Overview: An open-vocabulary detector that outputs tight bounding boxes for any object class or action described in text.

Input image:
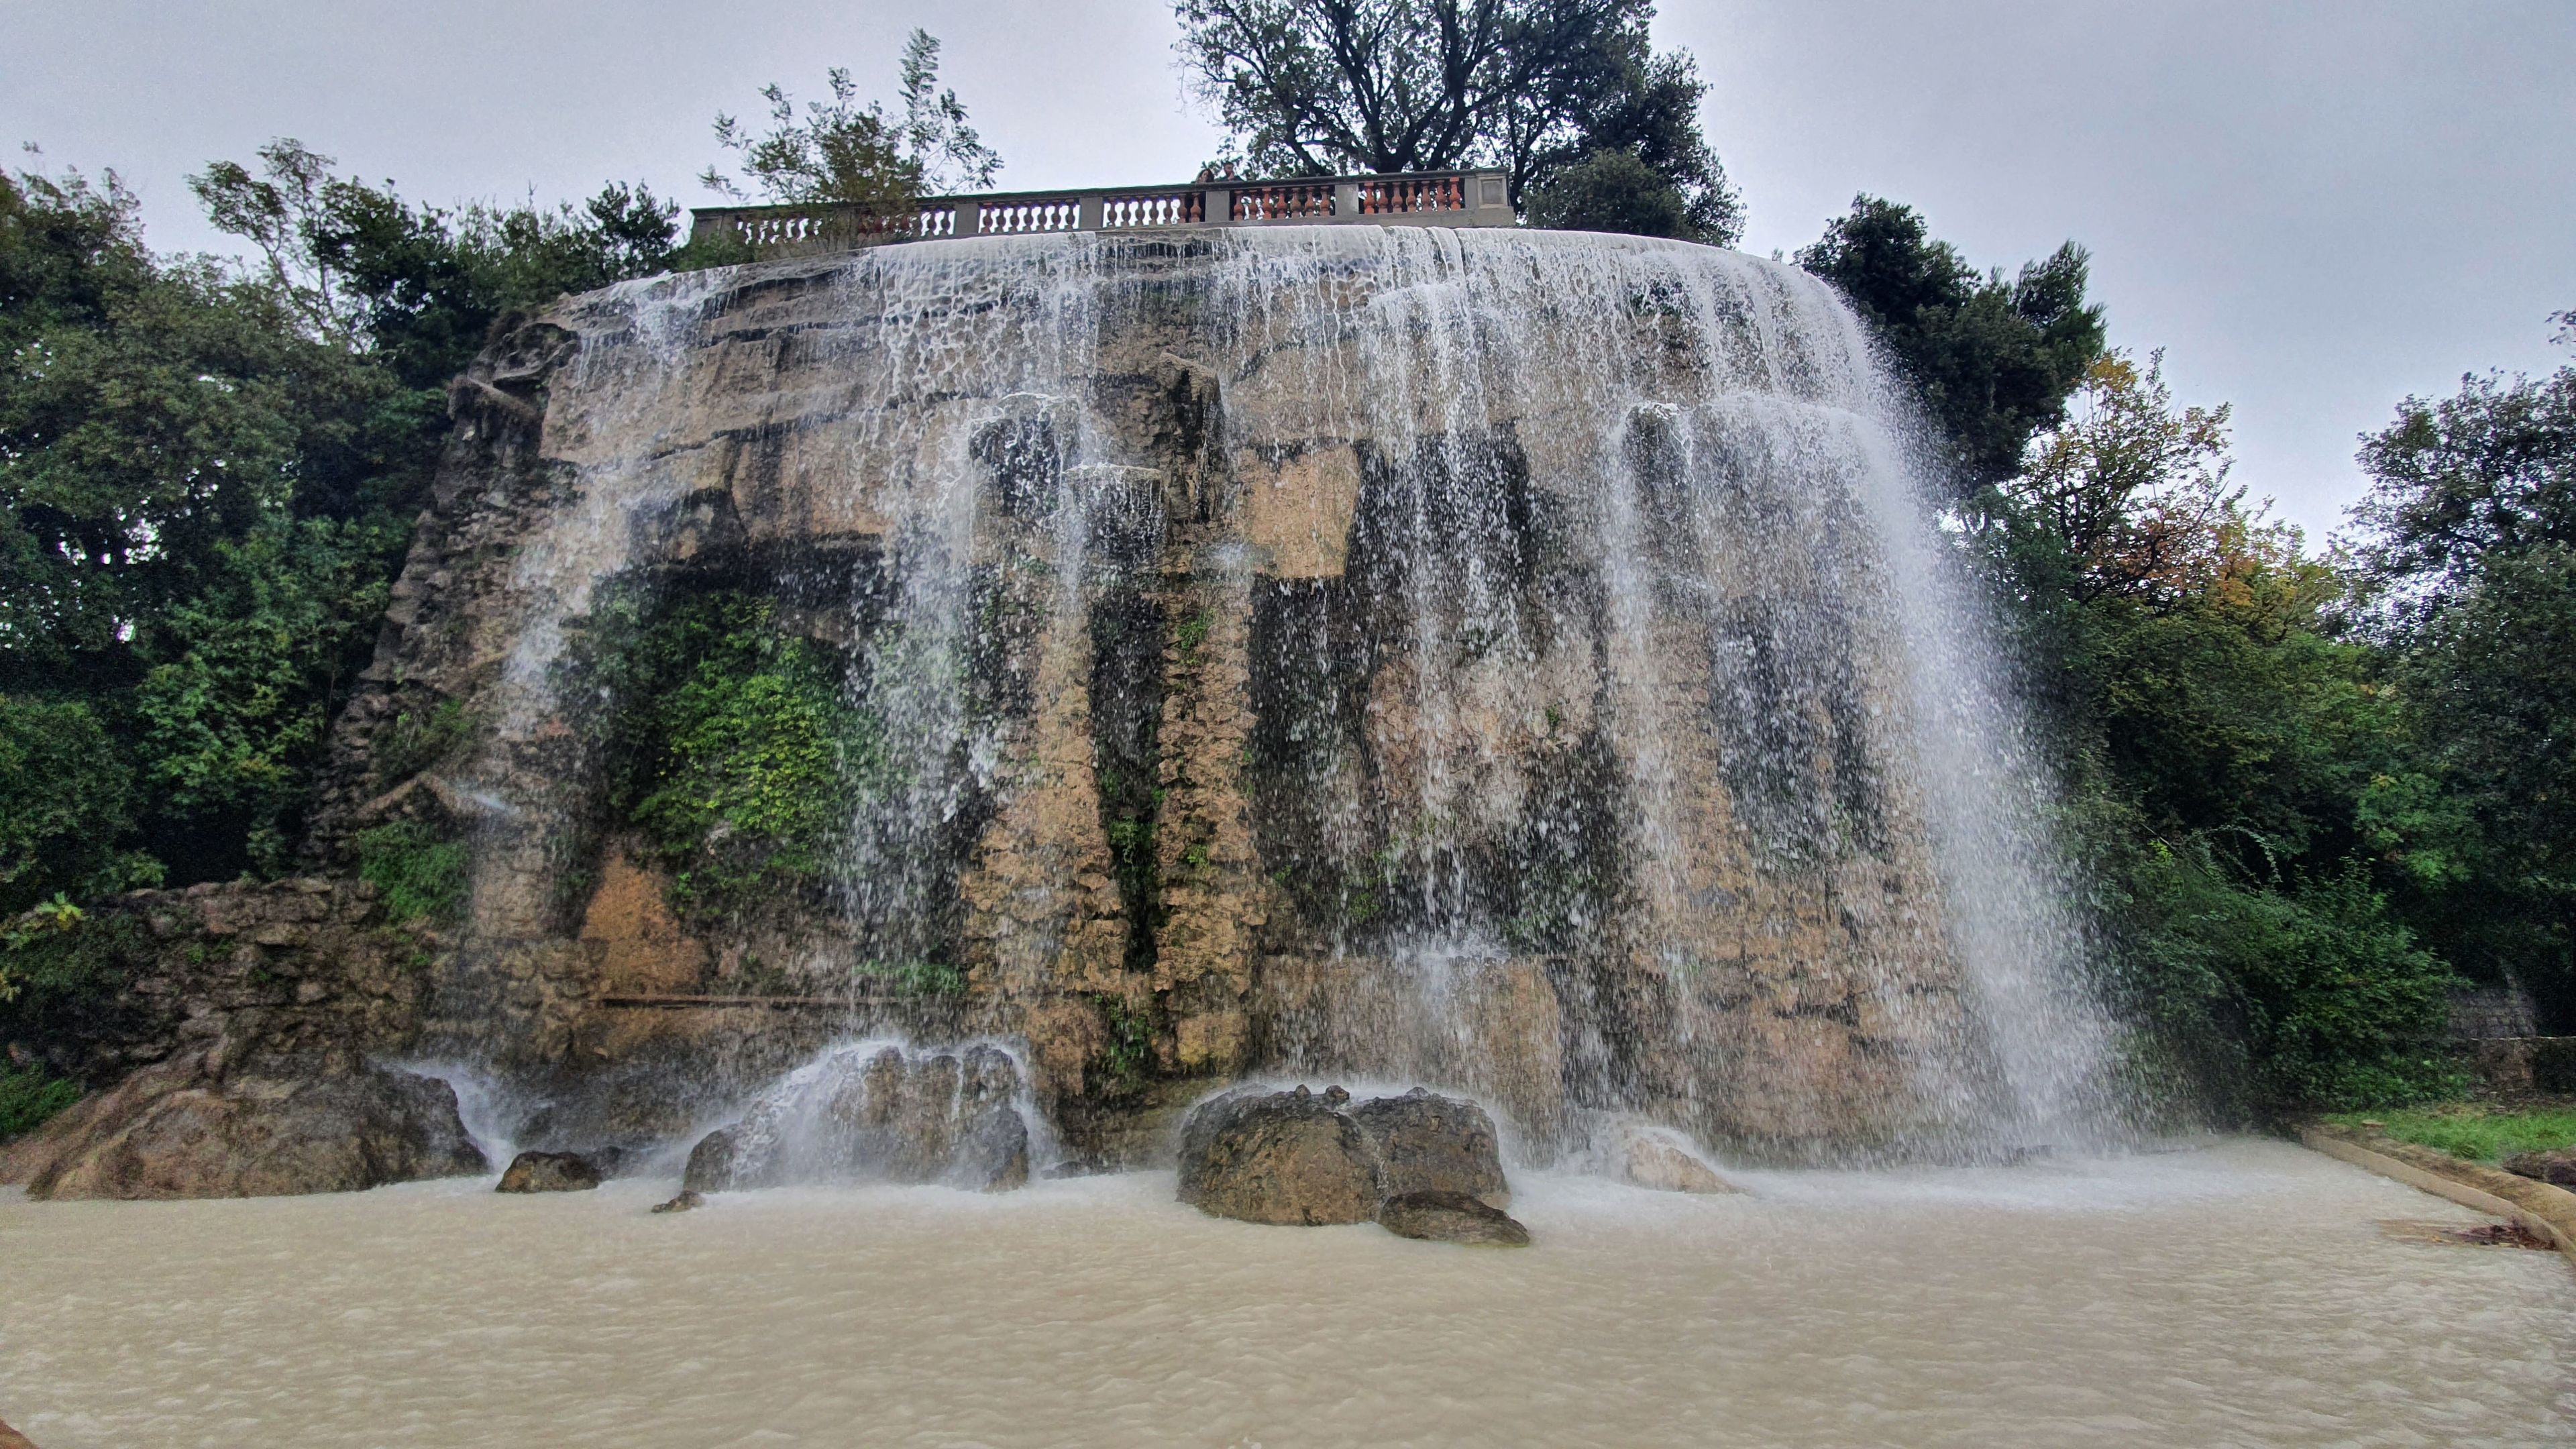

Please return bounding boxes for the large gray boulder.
[1348,1087,1509,1208]
[496,1149,603,1193]
[21,1051,486,1200]
[1177,1085,1383,1226]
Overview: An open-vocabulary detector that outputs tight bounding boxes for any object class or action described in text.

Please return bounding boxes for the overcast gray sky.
[4,1,2568,538]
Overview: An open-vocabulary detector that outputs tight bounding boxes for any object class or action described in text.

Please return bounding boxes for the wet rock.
[1348,1087,1509,1208]
[0,1414,34,1449]
[2502,1148,2576,1189]
[22,1053,486,1200]
[1378,1189,1532,1246]
[1177,1085,1381,1225]
[681,1126,743,1193]
[495,1149,602,1193]
[1616,1125,1743,1194]
[651,1189,706,1214]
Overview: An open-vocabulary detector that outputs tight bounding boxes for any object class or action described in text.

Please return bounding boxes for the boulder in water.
[0,1414,35,1449]
[651,1189,705,1214]
[1378,1189,1532,1246]
[1348,1087,1509,1208]
[21,1053,486,1200]
[1615,1125,1743,1195]
[1177,1085,1382,1225]
[2502,1148,2576,1189]
[682,1126,744,1193]
[496,1149,603,1193]
[679,1042,1035,1193]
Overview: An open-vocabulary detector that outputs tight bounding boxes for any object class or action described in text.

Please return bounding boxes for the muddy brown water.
[2,1138,2569,1447]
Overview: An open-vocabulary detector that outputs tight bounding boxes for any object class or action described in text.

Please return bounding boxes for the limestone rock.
[1377,1189,1532,1246]
[496,1149,603,1193]
[0,1414,35,1449]
[651,1189,706,1214]
[23,1054,486,1200]
[2502,1148,2576,1189]
[681,1126,743,1193]
[1616,1124,1743,1195]
[680,1043,1034,1193]
[1348,1087,1509,1208]
[1177,1086,1381,1225]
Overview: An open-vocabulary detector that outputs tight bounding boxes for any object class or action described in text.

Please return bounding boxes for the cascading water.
[378,223,2117,1169]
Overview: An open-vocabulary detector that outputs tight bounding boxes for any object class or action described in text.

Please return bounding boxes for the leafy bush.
[600,591,873,918]
[1524,149,1699,241]
[353,820,469,924]
[2118,843,2461,1112]
[0,1063,82,1138]
[0,695,146,914]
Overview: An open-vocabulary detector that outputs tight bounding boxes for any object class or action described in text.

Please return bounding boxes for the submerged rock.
[496,1149,603,1193]
[651,1189,706,1214]
[0,1413,34,1449]
[1177,1085,1381,1225]
[1615,1125,1743,1195]
[1378,1189,1532,1246]
[1349,1087,1509,1208]
[2502,1148,2576,1189]
[21,1052,486,1200]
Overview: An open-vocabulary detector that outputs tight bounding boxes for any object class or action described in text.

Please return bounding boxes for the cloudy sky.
[5,1,2567,538]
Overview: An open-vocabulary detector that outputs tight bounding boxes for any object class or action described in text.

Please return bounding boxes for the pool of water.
[2,1138,2569,1447]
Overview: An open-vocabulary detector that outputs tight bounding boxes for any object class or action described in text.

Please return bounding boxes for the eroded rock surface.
[1349,1087,1509,1208]
[1615,1124,1745,1195]
[1177,1085,1382,1225]
[2503,1148,2576,1189]
[1378,1189,1531,1246]
[496,1149,604,1193]
[682,1042,1034,1193]
[19,1051,484,1200]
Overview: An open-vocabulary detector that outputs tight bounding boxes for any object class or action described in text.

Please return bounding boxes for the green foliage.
[1523,149,1695,240]
[0,1062,82,1138]
[702,31,1000,210]
[2327,1103,2576,1163]
[599,590,873,918]
[855,959,969,996]
[0,908,146,1053]
[1799,196,2105,498]
[2348,345,2576,1024]
[374,698,473,780]
[0,696,146,913]
[2116,845,2459,1111]
[1175,0,1739,241]
[353,820,468,924]
[1,140,726,916]
[1090,993,1157,1095]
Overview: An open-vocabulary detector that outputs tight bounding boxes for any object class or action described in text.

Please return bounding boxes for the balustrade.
[692,168,1510,260]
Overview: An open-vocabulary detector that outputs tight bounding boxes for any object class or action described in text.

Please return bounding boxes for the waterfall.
[390,225,2117,1165]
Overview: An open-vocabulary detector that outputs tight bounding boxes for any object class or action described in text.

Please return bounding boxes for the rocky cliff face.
[284,226,2105,1167]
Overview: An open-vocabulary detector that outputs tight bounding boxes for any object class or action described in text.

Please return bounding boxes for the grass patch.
[2328,1102,2576,1162]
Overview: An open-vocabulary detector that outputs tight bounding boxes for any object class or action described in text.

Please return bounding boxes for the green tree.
[2349,320,2576,1026]
[700,30,1001,211]
[1799,195,2104,498]
[1174,0,1739,241]
[1974,343,2461,1112]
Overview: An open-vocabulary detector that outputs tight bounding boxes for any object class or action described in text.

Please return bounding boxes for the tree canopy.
[1799,195,2104,496]
[1174,0,1739,242]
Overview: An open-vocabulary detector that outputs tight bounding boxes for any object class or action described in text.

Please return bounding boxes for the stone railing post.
[1077,195,1104,231]
[955,200,981,238]
[1205,186,1232,225]
[1335,180,1360,219]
